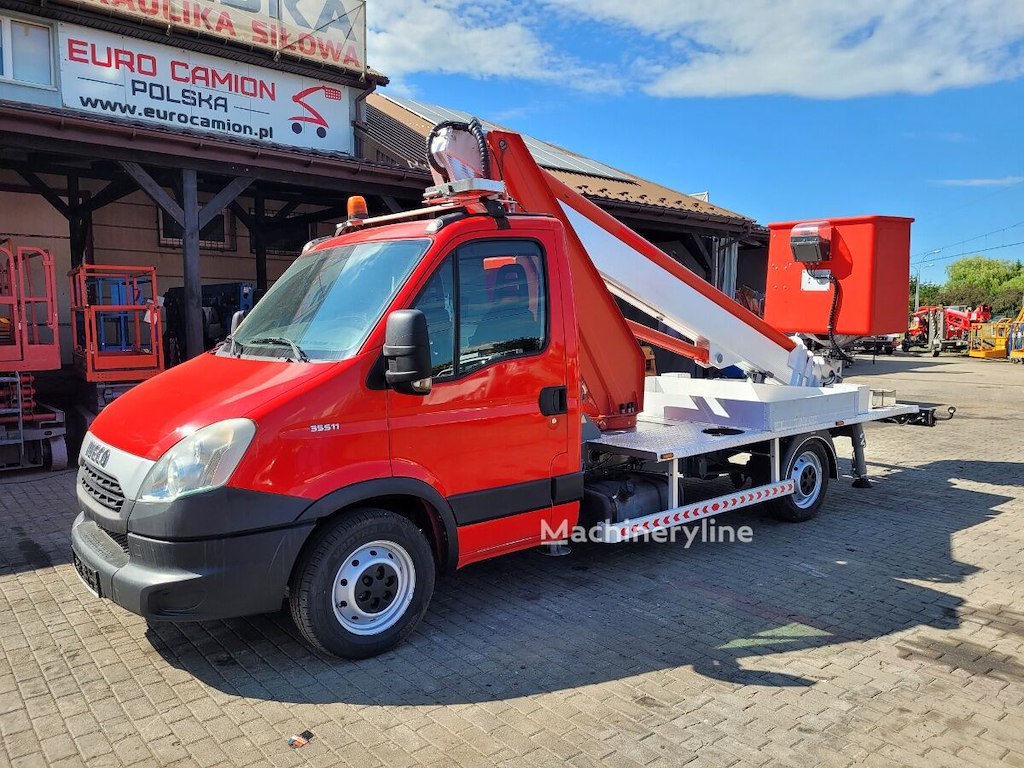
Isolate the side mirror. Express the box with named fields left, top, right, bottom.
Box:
left=230, top=310, right=247, bottom=335
left=383, top=309, right=432, bottom=394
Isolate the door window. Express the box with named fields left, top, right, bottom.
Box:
left=412, top=258, right=455, bottom=378
left=412, top=239, right=547, bottom=380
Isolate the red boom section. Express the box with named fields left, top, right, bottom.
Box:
left=487, top=130, right=643, bottom=430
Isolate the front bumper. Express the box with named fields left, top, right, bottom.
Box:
left=71, top=511, right=314, bottom=621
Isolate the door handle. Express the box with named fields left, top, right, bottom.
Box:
left=539, top=386, right=568, bottom=416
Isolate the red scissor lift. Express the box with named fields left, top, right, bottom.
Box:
left=0, top=245, right=67, bottom=471
left=69, top=264, right=164, bottom=411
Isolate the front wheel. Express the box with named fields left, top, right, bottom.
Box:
left=289, top=508, right=435, bottom=659
left=768, top=438, right=830, bottom=522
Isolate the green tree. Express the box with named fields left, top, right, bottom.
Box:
left=908, top=276, right=941, bottom=312
left=915, top=255, right=1024, bottom=316
left=945, top=256, right=1022, bottom=295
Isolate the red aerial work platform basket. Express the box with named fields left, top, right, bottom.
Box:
left=69, top=264, right=164, bottom=383
left=763, top=215, right=913, bottom=337
left=1, top=245, right=66, bottom=471
left=0, top=245, right=60, bottom=372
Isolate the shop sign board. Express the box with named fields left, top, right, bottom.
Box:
left=52, top=0, right=365, bottom=73
left=58, top=23, right=354, bottom=153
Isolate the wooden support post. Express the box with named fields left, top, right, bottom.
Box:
left=67, top=175, right=84, bottom=268
left=15, top=167, right=71, bottom=218
left=181, top=169, right=203, bottom=360
left=254, top=193, right=267, bottom=292
left=199, top=176, right=254, bottom=229
left=681, top=232, right=713, bottom=278
left=120, top=162, right=255, bottom=359
left=120, top=161, right=184, bottom=225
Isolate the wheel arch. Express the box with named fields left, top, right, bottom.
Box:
left=294, top=478, right=459, bottom=573
left=784, top=431, right=839, bottom=480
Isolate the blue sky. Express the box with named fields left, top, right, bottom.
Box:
left=367, top=1, right=1024, bottom=285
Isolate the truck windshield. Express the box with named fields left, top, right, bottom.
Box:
left=230, top=239, right=430, bottom=361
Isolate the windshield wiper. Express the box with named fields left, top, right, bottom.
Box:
left=221, top=334, right=244, bottom=357
left=249, top=336, right=310, bottom=362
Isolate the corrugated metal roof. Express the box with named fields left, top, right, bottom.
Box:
left=364, top=100, right=429, bottom=169
left=365, top=94, right=753, bottom=226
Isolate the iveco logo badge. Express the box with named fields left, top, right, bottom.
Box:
left=85, top=441, right=111, bottom=468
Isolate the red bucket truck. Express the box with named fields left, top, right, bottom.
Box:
left=71, top=122, right=932, bottom=658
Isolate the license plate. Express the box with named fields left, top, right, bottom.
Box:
left=72, top=550, right=102, bottom=598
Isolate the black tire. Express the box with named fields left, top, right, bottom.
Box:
left=768, top=438, right=830, bottom=522
left=900, top=339, right=910, bottom=353
left=885, top=345, right=895, bottom=355
left=289, top=508, right=435, bottom=659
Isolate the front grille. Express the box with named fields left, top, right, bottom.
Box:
left=77, top=520, right=130, bottom=568
left=102, top=527, right=130, bottom=554
left=81, top=464, right=125, bottom=513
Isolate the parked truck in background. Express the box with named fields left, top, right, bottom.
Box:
left=71, top=121, right=933, bottom=658
left=855, top=334, right=899, bottom=355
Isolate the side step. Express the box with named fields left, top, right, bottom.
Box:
left=593, top=479, right=796, bottom=543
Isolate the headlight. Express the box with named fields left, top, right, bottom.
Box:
left=138, top=419, right=256, bottom=502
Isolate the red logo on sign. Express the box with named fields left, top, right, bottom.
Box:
left=290, top=85, right=342, bottom=138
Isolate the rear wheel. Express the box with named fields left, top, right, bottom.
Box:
left=289, top=508, right=435, bottom=659
left=768, top=438, right=830, bottom=522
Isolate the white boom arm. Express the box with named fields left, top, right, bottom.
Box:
left=557, top=198, right=833, bottom=386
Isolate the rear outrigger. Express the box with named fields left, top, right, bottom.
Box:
left=72, top=121, right=934, bottom=658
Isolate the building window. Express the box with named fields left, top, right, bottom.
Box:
left=249, top=209, right=312, bottom=257
left=158, top=208, right=237, bottom=251
left=0, top=18, right=53, bottom=87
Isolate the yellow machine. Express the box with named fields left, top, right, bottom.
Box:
left=1008, top=306, right=1024, bottom=364
left=969, top=320, right=1011, bottom=359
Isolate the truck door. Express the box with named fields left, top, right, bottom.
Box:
left=387, top=234, right=572, bottom=564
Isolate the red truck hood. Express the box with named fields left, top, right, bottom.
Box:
left=88, top=353, right=338, bottom=461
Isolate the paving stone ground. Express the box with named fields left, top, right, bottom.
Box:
left=2, top=353, right=1023, bottom=767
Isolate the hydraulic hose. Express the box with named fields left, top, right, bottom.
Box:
left=827, top=273, right=855, bottom=365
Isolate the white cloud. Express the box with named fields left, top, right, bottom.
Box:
left=934, top=176, right=1024, bottom=187
left=542, top=0, right=1024, bottom=98
left=366, top=1, right=618, bottom=93
left=370, top=0, right=1024, bottom=100
left=366, top=1, right=1024, bottom=99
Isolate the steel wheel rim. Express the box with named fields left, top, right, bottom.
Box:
left=790, top=450, right=823, bottom=509
left=332, top=540, right=416, bottom=636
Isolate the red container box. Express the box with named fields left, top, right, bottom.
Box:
left=763, top=215, right=913, bottom=337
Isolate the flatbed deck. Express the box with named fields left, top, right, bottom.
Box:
left=587, top=404, right=920, bottom=462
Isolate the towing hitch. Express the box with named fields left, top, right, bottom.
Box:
left=883, top=404, right=956, bottom=427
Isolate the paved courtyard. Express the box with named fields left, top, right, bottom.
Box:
left=1, top=354, right=1023, bottom=767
